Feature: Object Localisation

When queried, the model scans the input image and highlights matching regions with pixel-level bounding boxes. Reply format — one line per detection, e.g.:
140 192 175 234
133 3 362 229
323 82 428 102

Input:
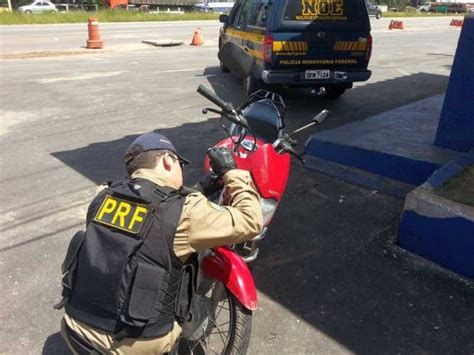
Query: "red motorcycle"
175 43 329 355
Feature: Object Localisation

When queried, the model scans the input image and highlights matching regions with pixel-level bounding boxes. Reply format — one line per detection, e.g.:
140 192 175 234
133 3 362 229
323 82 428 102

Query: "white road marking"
38 70 126 83
397 69 412 76
152 67 204 74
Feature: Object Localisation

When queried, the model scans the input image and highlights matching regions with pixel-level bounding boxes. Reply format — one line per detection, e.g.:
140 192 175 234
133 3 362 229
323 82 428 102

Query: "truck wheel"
324 85 347 99
244 76 263 97
25 10 32 14
220 60 230 73
376 12 382 19
219 40 230 73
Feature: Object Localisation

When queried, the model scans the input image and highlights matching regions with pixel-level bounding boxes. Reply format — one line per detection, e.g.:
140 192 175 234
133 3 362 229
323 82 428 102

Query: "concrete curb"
304 156 415 198
422 148 474 190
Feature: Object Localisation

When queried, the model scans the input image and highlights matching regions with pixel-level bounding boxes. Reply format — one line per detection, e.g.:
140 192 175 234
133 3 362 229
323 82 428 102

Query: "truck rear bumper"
261 69 372 86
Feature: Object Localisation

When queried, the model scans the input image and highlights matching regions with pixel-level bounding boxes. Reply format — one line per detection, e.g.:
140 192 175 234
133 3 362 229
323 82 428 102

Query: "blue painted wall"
398 211 474 278
435 15 474 152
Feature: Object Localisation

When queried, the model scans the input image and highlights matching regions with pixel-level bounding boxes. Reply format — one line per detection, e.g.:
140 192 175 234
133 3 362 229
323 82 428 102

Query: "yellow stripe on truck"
273 41 309 53
226 28 312 55
247 48 264 60
334 40 368 52
273 41 283 52
357 40 367 51
226 28 265 45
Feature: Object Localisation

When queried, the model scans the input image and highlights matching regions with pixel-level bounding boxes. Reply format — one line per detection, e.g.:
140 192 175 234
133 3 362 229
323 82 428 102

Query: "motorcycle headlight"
261 198 278 226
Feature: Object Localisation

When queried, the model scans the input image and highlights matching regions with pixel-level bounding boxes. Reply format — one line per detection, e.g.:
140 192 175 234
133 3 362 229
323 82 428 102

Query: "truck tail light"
365 34 373 62
263 35 273 63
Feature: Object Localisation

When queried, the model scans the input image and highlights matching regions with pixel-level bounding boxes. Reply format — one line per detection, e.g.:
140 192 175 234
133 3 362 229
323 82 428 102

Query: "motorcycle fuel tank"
203 137 290 201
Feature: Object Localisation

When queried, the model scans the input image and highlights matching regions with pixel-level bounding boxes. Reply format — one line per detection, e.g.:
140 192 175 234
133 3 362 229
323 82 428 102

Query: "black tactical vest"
59 178 194 339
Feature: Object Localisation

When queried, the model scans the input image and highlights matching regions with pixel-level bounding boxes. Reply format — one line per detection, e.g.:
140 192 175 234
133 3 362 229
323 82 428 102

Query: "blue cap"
125 132 190 165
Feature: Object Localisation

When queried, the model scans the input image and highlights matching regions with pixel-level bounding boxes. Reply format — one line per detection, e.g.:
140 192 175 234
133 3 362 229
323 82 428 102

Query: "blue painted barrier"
398 211 474 278
397 151 474 279
304 95 461 187
435 15 474 152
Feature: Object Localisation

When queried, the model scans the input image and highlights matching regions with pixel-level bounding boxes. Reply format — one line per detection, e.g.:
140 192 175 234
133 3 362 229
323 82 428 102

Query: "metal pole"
7 0 12 11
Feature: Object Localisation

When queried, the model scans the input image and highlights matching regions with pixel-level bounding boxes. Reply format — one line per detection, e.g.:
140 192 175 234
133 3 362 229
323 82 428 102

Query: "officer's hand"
207 146 237 178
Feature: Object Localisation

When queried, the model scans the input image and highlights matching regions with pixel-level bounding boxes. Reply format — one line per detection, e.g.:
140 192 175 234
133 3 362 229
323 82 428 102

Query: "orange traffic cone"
389 20 404 30
190 28 204 46
86 17 103 49
450 18 463 27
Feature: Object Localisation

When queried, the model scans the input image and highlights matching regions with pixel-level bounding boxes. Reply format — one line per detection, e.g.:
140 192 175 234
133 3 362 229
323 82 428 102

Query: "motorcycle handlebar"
198 85 249 129
197 85 234 112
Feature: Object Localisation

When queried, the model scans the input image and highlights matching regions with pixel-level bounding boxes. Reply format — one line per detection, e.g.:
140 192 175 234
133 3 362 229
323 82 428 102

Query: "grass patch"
0 10 464 24
0 10 219 25
435 165 474 207
384 11 465 17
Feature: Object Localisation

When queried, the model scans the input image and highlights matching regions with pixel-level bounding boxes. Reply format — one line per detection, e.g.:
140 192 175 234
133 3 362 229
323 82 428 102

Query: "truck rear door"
268 0 371 71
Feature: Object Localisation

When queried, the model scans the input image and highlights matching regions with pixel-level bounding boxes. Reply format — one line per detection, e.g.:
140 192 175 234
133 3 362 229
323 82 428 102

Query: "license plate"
305 70 330 80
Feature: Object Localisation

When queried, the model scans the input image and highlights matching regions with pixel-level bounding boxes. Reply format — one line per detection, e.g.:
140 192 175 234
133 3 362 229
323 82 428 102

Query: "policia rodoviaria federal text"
55 132 263 354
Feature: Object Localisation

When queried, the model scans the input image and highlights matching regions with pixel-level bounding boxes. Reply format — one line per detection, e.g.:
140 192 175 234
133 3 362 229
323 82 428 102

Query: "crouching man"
56 132 262 354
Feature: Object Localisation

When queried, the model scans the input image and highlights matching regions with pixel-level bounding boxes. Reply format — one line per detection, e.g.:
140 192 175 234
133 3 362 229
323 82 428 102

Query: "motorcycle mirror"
218 42 255 79
288 110 330 137
312 110 329 125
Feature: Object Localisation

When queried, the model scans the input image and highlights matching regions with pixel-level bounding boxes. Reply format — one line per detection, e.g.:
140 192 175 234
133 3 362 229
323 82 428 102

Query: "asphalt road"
0 16 464 53
1 17 473 355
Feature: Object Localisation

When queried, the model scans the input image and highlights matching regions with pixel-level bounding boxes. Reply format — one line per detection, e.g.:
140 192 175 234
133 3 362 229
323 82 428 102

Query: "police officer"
58 132 263 354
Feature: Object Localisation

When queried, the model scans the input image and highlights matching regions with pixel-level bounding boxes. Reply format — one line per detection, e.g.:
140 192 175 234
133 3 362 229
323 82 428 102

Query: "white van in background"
194 1 234 13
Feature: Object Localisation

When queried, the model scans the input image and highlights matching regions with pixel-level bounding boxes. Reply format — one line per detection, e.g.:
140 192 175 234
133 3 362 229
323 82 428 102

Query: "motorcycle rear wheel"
175 282 252 355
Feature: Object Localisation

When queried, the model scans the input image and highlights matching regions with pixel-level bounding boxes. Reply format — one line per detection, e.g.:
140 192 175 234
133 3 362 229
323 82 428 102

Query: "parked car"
194 1 234 13
218 0 372 98
366 2 382 19
18 1 58 13
417 2 432 12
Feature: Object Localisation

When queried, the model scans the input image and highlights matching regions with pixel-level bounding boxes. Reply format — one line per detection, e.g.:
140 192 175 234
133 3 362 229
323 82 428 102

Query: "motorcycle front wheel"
175 282 252 355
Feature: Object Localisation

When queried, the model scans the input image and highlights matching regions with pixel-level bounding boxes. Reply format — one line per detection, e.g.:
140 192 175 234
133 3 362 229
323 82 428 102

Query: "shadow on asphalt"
42 332 70 355
45 70 474 353
50 69 451 186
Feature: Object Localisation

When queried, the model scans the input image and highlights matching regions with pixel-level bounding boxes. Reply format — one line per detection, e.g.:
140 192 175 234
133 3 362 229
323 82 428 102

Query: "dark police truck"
218 0 373 98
